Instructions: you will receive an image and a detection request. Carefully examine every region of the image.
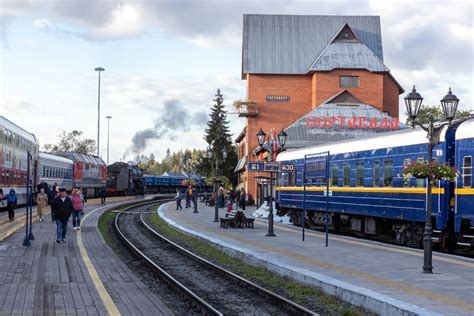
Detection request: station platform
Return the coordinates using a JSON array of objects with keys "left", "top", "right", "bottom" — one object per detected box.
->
[
  {"left": 159, "top": 202, "right": 474, "bottom": 316},
  {"left": 0, "top": 197, "right": 172, "bottom": 315},
  {"left": 0, "top": 196, "right": 138, "bottom": 242}
]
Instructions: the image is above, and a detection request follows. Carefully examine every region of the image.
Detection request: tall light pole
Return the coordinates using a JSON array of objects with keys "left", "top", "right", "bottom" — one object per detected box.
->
[
  {"left": 404, "top": 86, "right": 459, "bottom": 273},
  {"left": 95, "top": 67, "right": 105, "bottom": 157},
  {"left": 106, "top": 115, "right": 112, "bottom": 164},
  {"left": 208, "top": 144, "right": 227, "bottom": 222},
  {"left": 256, "top": 128, "right": 287, "bottom": 237}
]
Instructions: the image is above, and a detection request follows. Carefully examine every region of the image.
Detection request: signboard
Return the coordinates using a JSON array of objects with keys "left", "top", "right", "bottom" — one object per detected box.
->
[
  {"left": 266, "top": 95, "right": 290, "bottom": 102},
  {"left": 305, "top": 115, "right": 399, "bottom": 130},
  {"left": 281, "top": 163, "right": 295, "bottom": 172},
  {"left": 247, "top": 162, "right": 264, "bottom": 172},
  {"left": 264, "top": 161, "right": 280, "bottom": 172}
]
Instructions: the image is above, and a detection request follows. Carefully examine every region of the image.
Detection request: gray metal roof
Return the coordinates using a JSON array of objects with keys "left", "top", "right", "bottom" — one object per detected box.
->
[
  {"left": 242, "top": 15, "right": 383, "bottom": 76},
  {"left": 282, "top": 103, "right": 408, "bottom": 149},
  {"left": 310, "top": 42, "right": 389, "bottom": 72}
]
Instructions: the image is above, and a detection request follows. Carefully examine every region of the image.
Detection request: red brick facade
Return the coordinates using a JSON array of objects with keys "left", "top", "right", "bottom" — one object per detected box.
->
[{"left": 238, "top": 69, "right": 403, "bottom": 198}]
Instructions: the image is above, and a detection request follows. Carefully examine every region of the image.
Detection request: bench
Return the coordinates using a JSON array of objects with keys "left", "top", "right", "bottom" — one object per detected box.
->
[{"left": 220, "top": 211, "right": 254, "bottom": 229}]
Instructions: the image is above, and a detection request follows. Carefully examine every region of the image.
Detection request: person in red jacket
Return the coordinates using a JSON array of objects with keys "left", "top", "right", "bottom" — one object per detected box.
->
[
  {"left": 71, "top": 188, "right": 84, "bottom": 231},
  {"left": 51, "top": 188, "right": 73, "bottom": 244}
]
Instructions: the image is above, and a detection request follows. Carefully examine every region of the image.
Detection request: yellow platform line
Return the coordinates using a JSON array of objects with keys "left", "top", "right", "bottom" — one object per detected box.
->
[
  {"left": 77, "top": 207, "right": 121, "bottom": 316},
  {"left": 166, "top": 210, "right": 474, "bottom": 312},
  {"left": 255, "top": 220, "right": 474, "bottom": 268}
]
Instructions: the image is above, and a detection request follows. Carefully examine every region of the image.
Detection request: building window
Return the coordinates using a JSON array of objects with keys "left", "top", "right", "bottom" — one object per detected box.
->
[
  {"left": 356, "top": 162, "right": 364, "bottom": 186},
  {"left": 340, "top": 76, "right": 359, "bottom": 88},
  {"left": 343, "top": 163, "right": 350, "bottom": 187},
  {"left": 463, "top": 156, "right": 472, "bottom": 187},
  {"left": 373, "top": 161, "right": 380, "bottom": 187},
  {"left": 383, "top": 160, "right": 394, "bottom": 187},
  {"left": 331, "top": 164, "right": 339, "bottom": 186}
]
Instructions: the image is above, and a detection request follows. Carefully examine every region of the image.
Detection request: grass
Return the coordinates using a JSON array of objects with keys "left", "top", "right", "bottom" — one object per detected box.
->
[
  {"left": 98, "top": 205, "right": 131, "bottom": 247},
  {"left": 145, "top": 206, "right": 373, "bottom": 316}
]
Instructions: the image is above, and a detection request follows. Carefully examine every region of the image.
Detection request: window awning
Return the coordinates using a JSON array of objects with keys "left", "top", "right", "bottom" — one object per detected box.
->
[{"left": 234, "top": 156, "right": 247, "bottom": 173}]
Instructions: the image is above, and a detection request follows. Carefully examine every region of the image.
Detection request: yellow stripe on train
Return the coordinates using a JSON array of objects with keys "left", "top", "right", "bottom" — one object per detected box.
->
[
  {"left": 276, "top": 186, "right": 445, "bottom": 194},
  {"left": 455, "top": 188, "right": 474, "bottom": 195}
]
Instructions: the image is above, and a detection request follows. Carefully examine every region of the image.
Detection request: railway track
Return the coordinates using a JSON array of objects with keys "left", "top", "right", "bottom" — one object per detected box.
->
[{"left": 114, "top": 202, "right": 317, "bottom": 316}]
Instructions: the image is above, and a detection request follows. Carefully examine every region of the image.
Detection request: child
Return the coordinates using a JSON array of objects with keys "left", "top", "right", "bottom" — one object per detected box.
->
[{"left": 3, "top": 189, "right": 17, "bottom": 221}]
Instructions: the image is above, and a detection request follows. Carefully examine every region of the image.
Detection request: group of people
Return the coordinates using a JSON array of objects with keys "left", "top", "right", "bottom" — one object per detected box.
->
[
  {"left": 180, "top": 186, "right": 248, "bottom": 212},
  {"left": 175, "top": 185, "right": 196, "bottom": 210},
  {"left": 1, "top": 181, "right": 88, "bottom": 244}
]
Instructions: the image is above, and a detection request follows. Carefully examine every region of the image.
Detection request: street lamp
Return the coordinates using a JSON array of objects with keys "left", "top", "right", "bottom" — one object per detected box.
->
[
  {"left": 105, "top": 116, "right": 112, "bottom": 164},
  {"left": 256, "top": 128, "right": 287, "bottom": 237},
  {"left": 95, "top": 67, "right": 105, "bottom": 157},
  {"left": 208, "top": 144, "right": 227, "bottom": 222},
  {"left": 404, "top": 86, "right": 459, "bottom": 274}
]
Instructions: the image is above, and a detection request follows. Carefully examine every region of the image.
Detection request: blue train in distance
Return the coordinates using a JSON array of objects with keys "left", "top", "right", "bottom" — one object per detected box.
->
[
  {"left": 276, "top": 118, "right": 473, "bottom": 251},
  {"left": 142, "top": 173, "right": 209, "bottom": 194}
]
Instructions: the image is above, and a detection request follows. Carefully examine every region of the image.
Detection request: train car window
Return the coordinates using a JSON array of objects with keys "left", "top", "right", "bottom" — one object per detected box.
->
[
  {"left": 383, "top": 160, "right": 394, "bottom": 187},
  {"left": 403, "top": 159, "right": 411, "bottom": 187},
  {"left": 463, "top": 156, "right": 472, "bottom": 187},
  {"left": 293, "top": 167, "right": 298, "bottom": 186},
  {"left": 331, "top": 164, "right": 338, "bottom": 186},
  {"left": 356, "top": 162, "right": 364, "bottom": 186},
  {"left": 343, "top": 163, "right": 350, "bottom": 186},
  {"left": 373, "top": 161, "right": 380, "bottom": 187}
]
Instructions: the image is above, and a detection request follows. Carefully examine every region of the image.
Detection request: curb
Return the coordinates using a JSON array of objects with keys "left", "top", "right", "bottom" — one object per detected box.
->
[{"left": 158, "top": 202, "right": 441, "bottom": 316}]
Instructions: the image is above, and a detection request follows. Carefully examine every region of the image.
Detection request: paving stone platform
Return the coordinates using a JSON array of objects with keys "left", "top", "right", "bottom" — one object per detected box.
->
[
  {"left": 159, "top": 202, "right": 474, "bottom": 316},
  {"left": 0, "top": 198, "right": 173, "bottom": 316}
]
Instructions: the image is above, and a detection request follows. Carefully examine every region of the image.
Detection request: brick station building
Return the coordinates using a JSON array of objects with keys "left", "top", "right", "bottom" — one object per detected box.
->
[{"left": 234, "top": 15, "right": 404, "bottom": 198}]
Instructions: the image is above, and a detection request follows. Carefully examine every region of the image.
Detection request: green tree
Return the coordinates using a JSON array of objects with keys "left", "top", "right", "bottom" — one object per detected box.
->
[
  {"left": 203, "top": 89, "right": 238, "bottom": 186},
  {"left": 405, "top": 106, "right": 471, "bottom": 125},
  {"left": 43, "top": 130, "right": 96, "bottom": 155}
]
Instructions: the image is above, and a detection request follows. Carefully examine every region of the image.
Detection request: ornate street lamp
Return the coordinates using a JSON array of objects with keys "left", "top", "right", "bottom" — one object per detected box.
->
[
  {"left": 207, "top": 143, "right": 227, "bottom": 222},
  {"left": 404, "top": 86, "right": 459, "bottom": 274},
  {"left": 277, "top": 129, "right": 288, "bottom": 148},
  {"left": 256, "top": 128, "right": 266, "bottom": 147},
  {"left": 256, "top": 128, "right": 287, "bottom": 237}
]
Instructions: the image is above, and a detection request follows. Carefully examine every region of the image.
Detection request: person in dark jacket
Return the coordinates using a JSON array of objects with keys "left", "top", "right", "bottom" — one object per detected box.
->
[
  {"left": 3, "top": 189, "right": 17, "bottom": 221},
  {"left": 99, "top": 186, "right": 107, "bottom": 204},
  {"left": 48, "top": 187, "right": 59, "bottom": 221},
  {"left": 52, "top": 188, "right": 73, "bottom": 243}
]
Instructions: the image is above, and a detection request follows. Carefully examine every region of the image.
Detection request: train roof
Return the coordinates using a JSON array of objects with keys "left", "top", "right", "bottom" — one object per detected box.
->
[
  {"left": 39, "top": 152, "right": 74, "bottom": 164},
  {"left": 455, "top": 118, "right": 474, "bottom": 141},
  {"left": 55, "top": 152, "right": 106, "bottom": 165},
  {"left": 0, "top": 115, "right": 38, "bottom": 144},
  {"left": 277, "top": 125, "right": 449, "bottom": 161}
]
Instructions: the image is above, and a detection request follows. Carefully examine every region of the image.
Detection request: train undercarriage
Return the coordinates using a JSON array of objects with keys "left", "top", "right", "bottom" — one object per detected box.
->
[{"left": 278, "top": 208, "right": 473, "bottom": 253}]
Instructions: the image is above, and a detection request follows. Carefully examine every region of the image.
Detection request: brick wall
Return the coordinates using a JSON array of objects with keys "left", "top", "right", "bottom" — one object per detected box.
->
[{"left": 313, "top": 69, "right": 385, "bottom": 111}]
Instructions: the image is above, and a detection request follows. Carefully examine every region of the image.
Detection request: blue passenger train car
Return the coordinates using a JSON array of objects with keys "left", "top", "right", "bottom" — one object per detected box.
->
[{"left": 276, "top": 118, "right": 474, "bottom": 250}]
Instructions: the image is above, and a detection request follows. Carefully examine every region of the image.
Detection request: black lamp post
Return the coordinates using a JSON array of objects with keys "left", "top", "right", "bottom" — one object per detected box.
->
[
  {"left": 208, "top": 144, "right": 227, "bottom": 222},
  {"left": 256, "top": 128, "right": 287, "bottom": 237},
  {"left": 404, "top": 86, "right": 459, "bottom": 274}
]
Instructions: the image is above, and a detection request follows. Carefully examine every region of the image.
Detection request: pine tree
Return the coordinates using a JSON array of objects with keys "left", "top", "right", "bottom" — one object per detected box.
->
[{"left": 203, "top": 89, "right": 238, "bottom": 186}]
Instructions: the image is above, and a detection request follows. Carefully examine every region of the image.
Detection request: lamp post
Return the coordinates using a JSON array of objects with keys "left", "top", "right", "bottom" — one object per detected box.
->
[
  {"left": 105, "top": 115, "right": 112, "bottom": 164},
  {"left": 256, "top": 128, "right": 287, "bottom": 237},
  {"left": 404, "top": 86, "right": 459, "bottom": 274},
  {"left": 208, "top": 144, "right": 227, "bottom": 222},
  {"left": 95, "top": 67, "right": 105, "bottom": 157}
]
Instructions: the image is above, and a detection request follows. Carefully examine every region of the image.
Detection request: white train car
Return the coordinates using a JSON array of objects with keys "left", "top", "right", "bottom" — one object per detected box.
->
[
  {"left": 0, "top": 116, "right": 39, "bottom": 205},
  {"left": 38, "top": 152, "right": 74, "bottom": 192}
]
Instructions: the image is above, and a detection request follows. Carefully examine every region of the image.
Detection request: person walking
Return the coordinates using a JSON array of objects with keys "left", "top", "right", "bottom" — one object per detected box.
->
[
  {"left": 48, "top": 186, "right": 59, "bottom": 221},
  {"left": 185, "top": 187, "right": 191, "bottom": 208},
  {"left": 239, "top": 188, "right": 246, "bottom": 211},
  {"left": 71, "top": 188, "right": 84, "bottom": 230},
  {"left": 52, "top": 188, "right": 73, "bottom": 243},
  {"left": 36, "top": 187, "right": 48, "bottom": 222},
  {"left": 100, "top": 186, "right": 107, "bottom": 205},
  {"left": 175, "top": 188, "right": 183, "bottom": 210},
  {"left": 218, "top": 186, "right": 224, "bottom": 208},
  {"left": 3, "top": 189, "right": 17, "bottom": 221},
  {"left": 236, "top": 189, "right": 241, "bottom": 210}
]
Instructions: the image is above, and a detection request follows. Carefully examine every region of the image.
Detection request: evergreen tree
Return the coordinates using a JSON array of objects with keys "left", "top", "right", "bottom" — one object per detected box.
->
[{"left": 203, "top": 89, "right": 238, "bottom": 186}]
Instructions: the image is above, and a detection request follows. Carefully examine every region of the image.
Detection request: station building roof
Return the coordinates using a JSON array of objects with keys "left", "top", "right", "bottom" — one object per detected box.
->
[{"left": 242, "top": 14, "right": 384, "bottom": 77}]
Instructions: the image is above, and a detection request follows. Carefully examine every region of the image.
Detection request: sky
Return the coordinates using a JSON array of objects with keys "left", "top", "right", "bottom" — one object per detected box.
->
[{"left": 1, "top": 0, "right": 473, "bottom": 163}]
